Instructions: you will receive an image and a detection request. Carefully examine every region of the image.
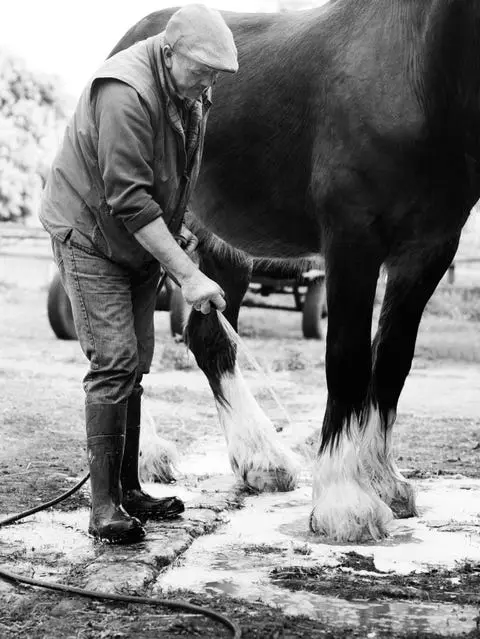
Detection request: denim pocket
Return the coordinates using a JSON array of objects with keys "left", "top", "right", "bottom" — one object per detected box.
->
[
  {"left": 51, "top": 238, "right": 65, "bottom": 270},
  {"left": 66, "top": 242, "right": 99, "bottom": 369}
]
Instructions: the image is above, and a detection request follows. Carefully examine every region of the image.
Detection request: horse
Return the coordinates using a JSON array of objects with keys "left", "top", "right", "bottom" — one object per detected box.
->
[{"left": 114, "top": 0, "right": 480, "bottom": 542}]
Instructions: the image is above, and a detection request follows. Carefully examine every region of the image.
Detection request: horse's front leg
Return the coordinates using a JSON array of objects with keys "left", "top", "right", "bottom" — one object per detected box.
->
[
  {"left": 364, "top": 237, "right": 460, "bottom": 518},
  {"left": 310, "top": 237, "right": 393, "bottom": 542},
  {"left": 185, "top": 248, "right": 299, "bottom": 492}
]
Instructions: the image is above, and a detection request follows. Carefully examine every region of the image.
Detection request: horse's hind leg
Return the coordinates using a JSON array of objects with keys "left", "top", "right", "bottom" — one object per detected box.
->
[
  {"left": 361, "top": 237, "right": 460, "bottom": 517},
  {"left": 185, "top": 247, "right": 299, "bottom": 492}
]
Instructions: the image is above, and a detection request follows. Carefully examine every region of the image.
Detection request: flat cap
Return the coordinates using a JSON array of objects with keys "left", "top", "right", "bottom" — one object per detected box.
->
[{"left": 165, "top": 4, "right": 238, "bottom": 73}]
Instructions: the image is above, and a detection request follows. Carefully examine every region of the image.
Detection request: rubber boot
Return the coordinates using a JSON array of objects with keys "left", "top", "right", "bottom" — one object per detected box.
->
[
  {"left": 86, "top": 403, "right": 146, "bottom": 544},
  {"left": 121, "top": 390, "right": 185, "bottom": 521}
]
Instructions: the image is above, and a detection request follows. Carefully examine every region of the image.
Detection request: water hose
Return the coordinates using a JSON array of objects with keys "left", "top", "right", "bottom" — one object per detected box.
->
[
  {"left": 0, "top": 270, "right": 243, "bottom": 636},
  {"left": 0, "top": 473, "right": 90, "bottom": 526},
  {"left": 0, "top": 477, "right": 241, "bottom": 638},
  {"left": 0, "top": 264, "right": 292, "bottom": 639},
  {"left": 0, "top": 566, "right": 240, "bottom": 637}
]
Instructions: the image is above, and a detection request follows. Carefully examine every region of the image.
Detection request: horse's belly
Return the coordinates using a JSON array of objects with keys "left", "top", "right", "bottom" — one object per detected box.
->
[{"left": 192, "top": 199, "right": 321, "bottom": 259}]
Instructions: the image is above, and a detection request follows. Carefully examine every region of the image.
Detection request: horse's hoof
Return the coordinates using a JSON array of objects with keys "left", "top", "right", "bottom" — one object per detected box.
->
[
  {"left": 138, "top": 436, "right": 179, "bottom": 484},
  {"left": 244, "top": 467, "right": 298, "bottom": 493},
  {"left": 151, "top": 470, "right": 177, "bottom": 485},
  {"left": 309, "top": 487, "right": 393, "bottom": 543},
  {"left": 389, "top": 482, "right": 418, "bottom": 519},
  {"left": 140, "top": 459, "right": 177, "bottom": 484},
  {"left": 370, "top": 475, "right": 417, "bottom": 519}
]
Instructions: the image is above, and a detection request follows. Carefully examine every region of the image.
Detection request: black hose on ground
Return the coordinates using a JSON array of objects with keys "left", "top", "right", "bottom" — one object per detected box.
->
[
  {"left": 0, "top": 567, "right": 241, "bottom": 638},
  {"left": 0, "top": 475, "right": 241, "bottom": 638},
  {"left": 0, "top": 473, "right": 90, "bottom": 526}
]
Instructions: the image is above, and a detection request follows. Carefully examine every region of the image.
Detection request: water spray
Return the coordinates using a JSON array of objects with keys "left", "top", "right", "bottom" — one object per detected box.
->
[
  {"left": 215, "top": 309, "right": 292, "bottom": 428},
  {"left": 0, "top": 288, "right": 295, "bottom": 639}
]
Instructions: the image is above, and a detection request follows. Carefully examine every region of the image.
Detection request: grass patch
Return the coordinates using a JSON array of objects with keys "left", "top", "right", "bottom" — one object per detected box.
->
[{"left": 155, "top": 342, "right": 196, "bottom": 371}]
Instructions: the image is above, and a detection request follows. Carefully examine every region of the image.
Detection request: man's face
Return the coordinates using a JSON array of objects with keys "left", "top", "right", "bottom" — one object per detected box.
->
[{"left": 164, "top": 47, "right": 219, "bottom": 100}]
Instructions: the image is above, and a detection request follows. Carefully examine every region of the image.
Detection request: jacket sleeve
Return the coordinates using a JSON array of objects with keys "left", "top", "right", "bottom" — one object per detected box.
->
[{"left": 92, "top": 79, "right": 163, "bottom": 235}]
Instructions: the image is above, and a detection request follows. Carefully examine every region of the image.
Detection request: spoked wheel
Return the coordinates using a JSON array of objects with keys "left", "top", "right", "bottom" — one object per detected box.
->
[
  {"left": 293, "top": 283, "right": 303, "bottom": 311},
  {"left": 47, "top": 272, "right": 77, "bottom": 340},
  {"left": 301, "top": 277, "right": 326, "bottom": 340}
]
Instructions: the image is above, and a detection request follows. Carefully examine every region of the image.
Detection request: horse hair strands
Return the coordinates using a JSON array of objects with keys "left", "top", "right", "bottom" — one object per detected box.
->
[{"left": 215, "top": 310, "right": 292, "bottom": 429}]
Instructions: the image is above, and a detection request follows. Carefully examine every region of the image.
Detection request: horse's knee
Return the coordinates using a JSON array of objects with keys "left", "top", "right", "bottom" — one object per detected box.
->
[
  {"left": 196, "top": 246, "right": 252, "bottom": 333},
  {"left": 186, "top": 310, "right": 236, "bottom": 392}
]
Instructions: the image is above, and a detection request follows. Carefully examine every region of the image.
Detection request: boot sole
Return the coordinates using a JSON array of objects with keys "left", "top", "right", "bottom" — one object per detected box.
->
[
  {"left": 125, "top": 503, "right": 185, "bottom": 521},
  {"left": 88, "top": 527, "right": 146, "bottom": 545},
  {"left": 123, "top": 497, "right": 185, "bottom": 521}
]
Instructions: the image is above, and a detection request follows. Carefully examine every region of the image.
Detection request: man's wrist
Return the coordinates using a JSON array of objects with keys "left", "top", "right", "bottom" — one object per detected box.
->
[
  {"left": 134, "top": 216, "right": 198, "bottom": 283},
  {"left": 169, "top": 258, "right": 199, "bottom": 286}
]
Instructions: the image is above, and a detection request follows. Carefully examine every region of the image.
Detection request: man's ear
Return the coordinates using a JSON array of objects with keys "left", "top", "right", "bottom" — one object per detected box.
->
[{"left": 163, "top": 45, "right": 173, "bottom": 69}]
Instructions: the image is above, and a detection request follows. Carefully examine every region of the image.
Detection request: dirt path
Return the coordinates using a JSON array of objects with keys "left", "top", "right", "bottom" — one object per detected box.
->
[{"left": 1, "top": 255, "right": 480, "bottom": 637}]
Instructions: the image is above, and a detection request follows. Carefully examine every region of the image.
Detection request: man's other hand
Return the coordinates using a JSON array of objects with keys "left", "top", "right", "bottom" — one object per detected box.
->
[
  {"left": 175, "top": 224, "right": 198, "bottom": 255},
  {"left": 182, "top": 271, "right": 226, "bottom": 314}
]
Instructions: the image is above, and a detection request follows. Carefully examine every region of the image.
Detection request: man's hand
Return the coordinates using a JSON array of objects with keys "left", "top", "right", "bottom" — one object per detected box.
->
[
  {"left": 182, "top": 271, "right": 226, "bottom": 314},
  {"left": 174, "top": 224, "right": 198, "bottom": 255}
]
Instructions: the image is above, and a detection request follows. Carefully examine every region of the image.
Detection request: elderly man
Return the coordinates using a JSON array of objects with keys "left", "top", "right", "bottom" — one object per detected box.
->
[{"left": 40, "top": 4, "right": 238, "bottom": 544}]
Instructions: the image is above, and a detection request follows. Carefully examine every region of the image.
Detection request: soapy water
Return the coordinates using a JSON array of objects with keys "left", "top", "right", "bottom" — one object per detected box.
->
[{"left": 155, "top": 477, "right": 480, "bottom": 635}]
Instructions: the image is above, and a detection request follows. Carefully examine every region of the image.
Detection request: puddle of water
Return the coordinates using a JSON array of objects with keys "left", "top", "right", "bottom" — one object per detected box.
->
[
  {"left": 144, "top": 481, "right": 212, "bottom": 503},
  {"left": 0, "top": 468, "right": 236, "bottom": 584},
  {"left": 202, "top": 582, "right": 478, "bottom": 635},
  {"left": 0, "top": 508, "right": 96, "bottom": 578},
  {"left": 175, "top": 442, "right": 232, "bottom": 478},
  {"left": 156, "top": 478, "right": 480, "bottom": 635}
]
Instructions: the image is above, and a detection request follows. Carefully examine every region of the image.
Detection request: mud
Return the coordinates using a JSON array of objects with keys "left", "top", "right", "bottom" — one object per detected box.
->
[
  {"left": 3, "top": 254, "right": 480, "bottom": 637},
  {"left": 154, "top": 478, "right": 480, "bottom": 636},
  {"left": 271, "top": 559, "right": 480, "bottom": 606}
]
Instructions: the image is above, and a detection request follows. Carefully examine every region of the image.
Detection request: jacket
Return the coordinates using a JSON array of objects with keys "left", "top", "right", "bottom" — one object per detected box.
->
[{"left": 40, "top": 32, "right": 211, "bottom": 270}]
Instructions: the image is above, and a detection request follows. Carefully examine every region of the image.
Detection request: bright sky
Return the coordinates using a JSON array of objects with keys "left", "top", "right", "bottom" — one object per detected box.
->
[{"left": 0, "top": 0, "right": 315, "bottom": 98}]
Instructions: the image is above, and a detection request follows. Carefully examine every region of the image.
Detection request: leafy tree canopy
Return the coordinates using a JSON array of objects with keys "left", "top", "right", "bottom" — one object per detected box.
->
[{"left": 0, "top": 50, "right": 70, "bottom": 222}]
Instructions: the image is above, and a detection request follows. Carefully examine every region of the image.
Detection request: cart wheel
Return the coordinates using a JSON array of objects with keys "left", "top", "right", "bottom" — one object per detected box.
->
[
  {"left": 170, "top": 285, "right": 190, "bottom": 339},
  {"left": 293, "top": 283, "right": 303, "bottom": 311},
  {"left": 302, "top": 277, "right": 326, "bottom": 340},
  {"left": 47, "top": 272, "right": 77, "bottom": 340},
  {"left": 321, "top": 291, "right": 328, "bottom": 319}
]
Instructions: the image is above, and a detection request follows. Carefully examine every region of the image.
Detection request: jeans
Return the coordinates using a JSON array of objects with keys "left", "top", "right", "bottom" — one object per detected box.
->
[{"left": 52, "top": 236, "right": 160, "bottom": 405}]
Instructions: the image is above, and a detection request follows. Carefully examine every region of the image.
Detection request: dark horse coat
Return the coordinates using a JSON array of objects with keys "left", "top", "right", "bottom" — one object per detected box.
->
[{"left": 112, "top": 0, "right": 480, "bottom": 542}]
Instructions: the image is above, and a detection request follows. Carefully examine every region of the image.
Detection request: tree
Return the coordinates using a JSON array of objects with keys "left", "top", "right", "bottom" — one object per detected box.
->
[{"left": 0, "top": 50, "right": 70, "bottom": 222}]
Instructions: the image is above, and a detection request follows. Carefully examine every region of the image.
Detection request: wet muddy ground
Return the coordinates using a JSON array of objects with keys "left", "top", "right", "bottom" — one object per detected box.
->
[{"left": 2, "top": 251, "right": 480, "bottom": 637}]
